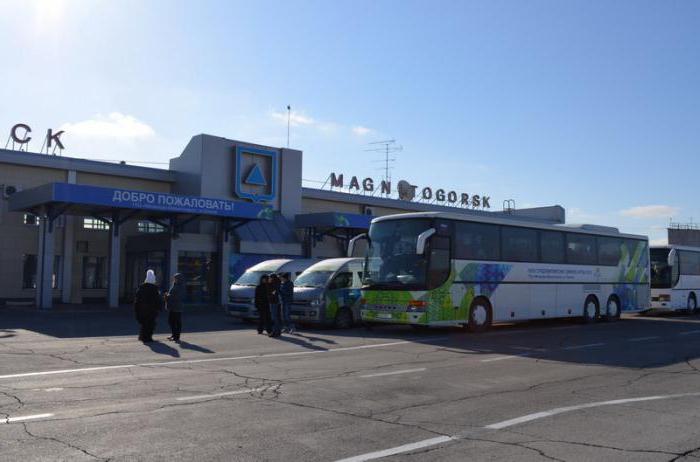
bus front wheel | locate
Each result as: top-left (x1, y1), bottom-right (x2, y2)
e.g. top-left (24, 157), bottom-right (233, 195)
top-left (468, 298), bottom-right (492, 333)
top-left (582, 296), bottom-right (599, 324)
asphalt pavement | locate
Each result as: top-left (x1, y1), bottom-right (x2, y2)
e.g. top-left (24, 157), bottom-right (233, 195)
top-left (1, 308), bottom-right (700, 461)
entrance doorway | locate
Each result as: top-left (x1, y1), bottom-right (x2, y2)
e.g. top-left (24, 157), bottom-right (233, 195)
top-left (125, 251), bottom-right (167, 301)
top-left (177, 251), bottom-right (219, 306)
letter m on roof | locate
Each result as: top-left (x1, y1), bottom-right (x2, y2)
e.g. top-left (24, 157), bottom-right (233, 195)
top-left (234, 146), bottom-right (278, 203)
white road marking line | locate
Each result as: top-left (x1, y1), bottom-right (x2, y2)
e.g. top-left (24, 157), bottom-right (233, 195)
top-left (511, 346), bottom-right (548, 352)
top-left (485, 392), bottom-right (700, 429)
top-left (679, 330), bottom-right (700, 336)
top-left (628, 336), bottom-right (660, 342)
top-left (176, 387), bottom-right (269, 401)
top-left (0, 338), bottom-right (450, 381)
top-left (2, 413), bottom-right (54, 424)
top-left (562, 342), bottom-right (606, 350)
top-left (360, 368), bottom-right (426, 378)
top-left (334, 435), bottom-right (455, 462)
top-left (337, 392), bottom-right (700, 461)
top-left (480, 353), bottom-right (530, 362)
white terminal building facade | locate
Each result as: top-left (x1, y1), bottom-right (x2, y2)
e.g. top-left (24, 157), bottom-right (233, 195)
top-left (0, 133), bottom-right (565, 308)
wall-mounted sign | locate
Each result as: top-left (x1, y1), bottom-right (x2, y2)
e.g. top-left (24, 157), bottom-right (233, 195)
top-left (7, 123), bottom-right (65, 154)
top-left (328, 172), bottom-right (491, 209)
top-left (234, 146), bottom-right (278, 203)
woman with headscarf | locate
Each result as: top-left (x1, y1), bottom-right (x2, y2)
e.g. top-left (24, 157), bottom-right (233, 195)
top-left (134, 269), bottom-right (163, 343)
top-left (255, 275), bottom-right (272, 335)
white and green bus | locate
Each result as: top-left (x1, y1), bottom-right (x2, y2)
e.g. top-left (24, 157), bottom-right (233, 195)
top-left (349, 212), bottom-right (649, 331)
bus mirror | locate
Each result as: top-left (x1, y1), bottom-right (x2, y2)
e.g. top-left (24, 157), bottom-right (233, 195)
top-left (668, 248), bottom-right (678, 267)
top-left (347, 233), bottom-right (368, 257)
top-left (416, 228), bottom-right (437, 255)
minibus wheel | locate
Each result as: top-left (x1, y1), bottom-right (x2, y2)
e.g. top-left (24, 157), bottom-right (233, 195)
top-left (468, 298), bottom-right (492, 333)
top-left (335, 308), bottom-right (354, 329)
top-left (582, 295), bottom-right (599, 324)
top-left (604, 295), bottom-right (621, 322)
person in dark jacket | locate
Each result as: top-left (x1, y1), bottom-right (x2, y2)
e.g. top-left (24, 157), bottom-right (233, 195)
top-left (134, 269), bottom-right (163, 343)
top-left (255, 275), bottom-right (272, 335)
top-left (280, 273), bottom-right (295, 334)
top-left (165, 273), bottom-right (186, 342)
top-left (268, 274), bottom-right (282, 337)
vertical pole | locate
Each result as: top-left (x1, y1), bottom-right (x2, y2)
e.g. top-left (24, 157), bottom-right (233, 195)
top-left (108, 212), bottom-right (121, 308)
top-left (61, 170), bottom-right (76, 303)
top-left (36, 207), bottom-right (55, 309)
top-left (218, 220), bottom-right (231, 307)
top-left (287, 105), bottom-right (291, 148)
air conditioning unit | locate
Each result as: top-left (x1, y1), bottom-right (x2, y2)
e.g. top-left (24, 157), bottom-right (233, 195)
top-left (2, 185), bottom-right (21, 199)
top-left (363, 206), bottom-right (374, 216)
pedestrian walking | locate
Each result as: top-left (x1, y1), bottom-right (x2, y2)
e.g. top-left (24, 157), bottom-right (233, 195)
top-left (134, 269), bottom-right (163, 343)
top-left (268, 273), bottom-right (282, 337)
top-left (165, 273), bottom-right (186, 342)
top-left (280, 273), bottom-right (295, 334)
top-left (255, 275), bottom-right (272, 335)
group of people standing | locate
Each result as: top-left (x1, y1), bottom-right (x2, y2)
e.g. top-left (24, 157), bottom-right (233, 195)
top-left (133, 270), bottom-right (186, 343)
top-left (255, 273), bottom-right (295, 337)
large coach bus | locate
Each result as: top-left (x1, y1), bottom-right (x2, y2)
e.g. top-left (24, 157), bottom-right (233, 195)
top-left (349, 212), bottom-right (649, 331)
top-left (650, 245), bottom-right (700, 312)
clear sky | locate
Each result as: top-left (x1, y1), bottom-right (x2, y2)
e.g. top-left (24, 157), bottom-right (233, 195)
top-left (1, 0), bottom-right (699, 244)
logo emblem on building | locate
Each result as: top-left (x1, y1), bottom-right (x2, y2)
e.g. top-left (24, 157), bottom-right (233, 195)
top-left (234, 146), bottom-right (278, 202)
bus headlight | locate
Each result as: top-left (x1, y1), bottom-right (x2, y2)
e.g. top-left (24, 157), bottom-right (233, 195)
top-left (310, 298), bottom-right (323, 306)
top-left (659, 294), bottom-right (671, 302)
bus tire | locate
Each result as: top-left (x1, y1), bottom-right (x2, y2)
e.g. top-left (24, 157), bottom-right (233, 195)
top-left (334, 308), bottom-right (354, 329)
top-left (468, 298), bottom-right (492, 333)
top-left (582, 295), bottom-right (599, 324)
top-left (604, 295), bottom-right (621, 322)
top-left (687, 293), bottom-right (697, 314)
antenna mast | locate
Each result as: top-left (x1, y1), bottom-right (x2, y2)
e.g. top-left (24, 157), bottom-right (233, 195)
top-left (365, 139), bottom-right (402, 195)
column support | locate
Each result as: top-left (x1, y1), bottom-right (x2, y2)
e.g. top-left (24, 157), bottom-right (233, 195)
top-left (108, 211), bottom-right (121, 308)
top-left (36, 206), bottom-right (56, 309)
top-left (61, 170), bottom-right (77, 303)
top-left (218, 220), bottom-right (231, 307)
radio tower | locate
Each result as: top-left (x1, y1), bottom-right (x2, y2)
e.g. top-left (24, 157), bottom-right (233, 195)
top-left (365, 139), bottom-right (402, 195)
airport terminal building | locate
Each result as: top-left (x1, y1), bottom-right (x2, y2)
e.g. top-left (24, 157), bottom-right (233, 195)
top-left (0, 133), bottom-right (565, 309)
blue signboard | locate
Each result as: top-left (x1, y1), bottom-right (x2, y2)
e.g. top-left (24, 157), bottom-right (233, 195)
top-left (49, 183), bottom-right (272, 220)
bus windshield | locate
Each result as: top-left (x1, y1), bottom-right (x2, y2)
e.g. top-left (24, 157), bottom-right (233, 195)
top-left (650, 248), bottom-right (672, 289)
top-left (364, 218), bottom-right (432, 289)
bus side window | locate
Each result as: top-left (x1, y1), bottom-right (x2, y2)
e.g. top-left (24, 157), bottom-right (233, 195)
top-left (598, 237), bottom-right (622, 266)
top-left (540, 231), bottom-right (565, 264)
top-left (566, 234), bottom-right (597, 265)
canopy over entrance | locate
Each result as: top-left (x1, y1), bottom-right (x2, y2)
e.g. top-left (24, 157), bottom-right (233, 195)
top-left (9, 182), bottom-right (271, 309)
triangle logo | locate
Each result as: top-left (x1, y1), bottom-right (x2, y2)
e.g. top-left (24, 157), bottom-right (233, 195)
top-left (244, 164), bottom-right (267, 186)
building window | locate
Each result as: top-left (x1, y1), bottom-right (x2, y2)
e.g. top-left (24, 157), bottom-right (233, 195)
top-left (24, 213), bottom-right (40, 226)
top-left (82, 256), bottom-right (108, 289)
top-left (83, 218), bottom-right (109, 231)
top-left (22, 255), bottom-right (62, 289)
top-left (137, 221), bottom-right (166, 233)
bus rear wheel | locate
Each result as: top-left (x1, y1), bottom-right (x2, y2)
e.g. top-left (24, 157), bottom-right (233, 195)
top-left (687, 294), bottom-right (697, 314)
top-left (604, 295), bottom-right (621, 322)
top-left (468, 298), bottom-right (492, 333)
top-left (582, 296), bottom-right (599, 324)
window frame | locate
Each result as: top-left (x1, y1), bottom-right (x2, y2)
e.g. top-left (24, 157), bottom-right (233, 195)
top-left (500, 225), bottom-right (539, 263)
top-left (453, 221), bottom-right (501, 261)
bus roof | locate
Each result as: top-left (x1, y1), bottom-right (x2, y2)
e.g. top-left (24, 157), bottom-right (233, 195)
top-left (371, 211), bottom-right (647, 240)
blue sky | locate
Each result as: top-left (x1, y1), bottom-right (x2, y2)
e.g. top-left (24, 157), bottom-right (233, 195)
top-left (1, 0), bottom-right (699, 243)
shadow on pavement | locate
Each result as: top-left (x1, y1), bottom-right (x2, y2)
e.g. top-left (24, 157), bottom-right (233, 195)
top-left (271, 334), bottom-right (330, 351)
top-left (177, 340), bottom-right (215, 354)
top-left (296, 312), bottom-right (700, 370)
top-left (0, 329), bottom-right (16, 339)
top-left (0, 307), bottom-right (248, 339)
top-left (144, 340), bottom-right (180, 358)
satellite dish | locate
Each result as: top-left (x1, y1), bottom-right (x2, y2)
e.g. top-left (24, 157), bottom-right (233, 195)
top-left (397, 180), bottom-right (416, 201)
